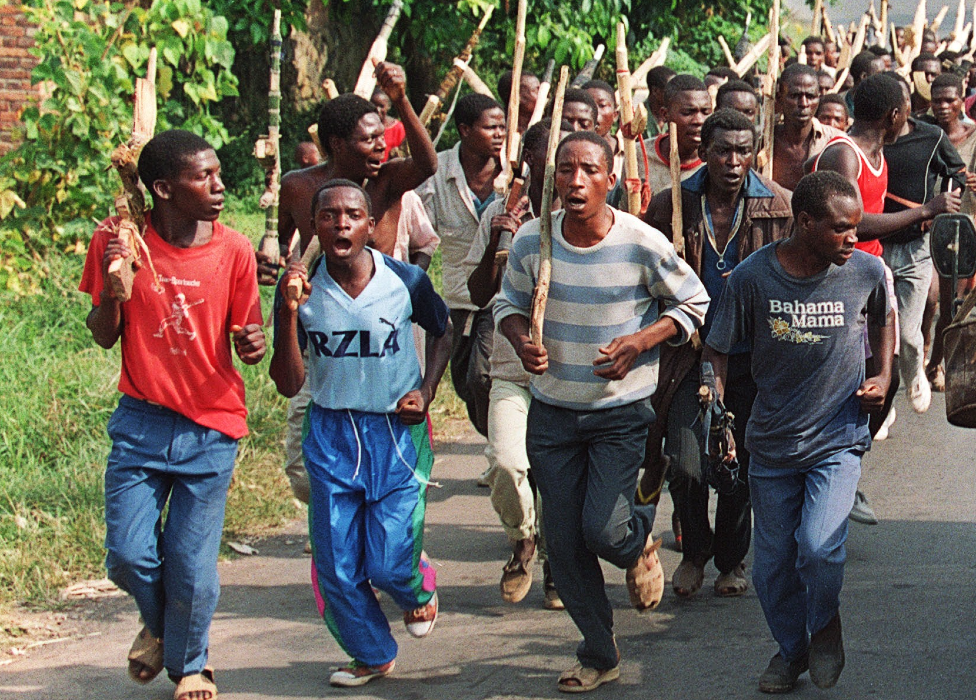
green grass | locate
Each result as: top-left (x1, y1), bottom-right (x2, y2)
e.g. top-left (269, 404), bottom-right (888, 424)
top-left (0, 204), bottom-right (467, 620)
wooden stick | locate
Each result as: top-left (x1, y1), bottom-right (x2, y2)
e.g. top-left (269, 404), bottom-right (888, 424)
top-left (459, 61), bottom-right (494, 96)
top-left (669, 122), bottom-right (684, 257)
top-left (353, 0), bottom-right (404, 98)
top-left (571, 44), bottom-right (605, 87)
top-left (822, 5), bottom-right (836, 43)
top-left (760, 0), bottom-right (779, 180)
top-left (933, 4), bottom-right (950, 33)
top-left (632, 37), bottom-right (672, 90)
top-left (529, 66), bottom-right (569, 348)
top-left (813, 0), bottom-right (823, 36)
top-left (418, 7), bottom-right (494, 127)
top-left (718, 36), bottom-right (737, 68)
top-left (527, 60), bottom-right (555, 129)
top-left (256, 10), bottom-right (283, 268)
top-left (107, 47), bottom-right (158, 301)
top-left (506, 0), bottom-right (528, 172)
top-left (616, 22), bottom-right (641, 216)
top-left (879, 0), bottom-right (889, 46)
top-left (830, 14), bottom-right (869, 93)
top-left (734, 33), bottom-right (773, 76)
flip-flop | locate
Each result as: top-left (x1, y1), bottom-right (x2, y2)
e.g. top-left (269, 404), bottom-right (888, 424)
top-left (127, 626), bottom-right (163, 685)
top-left (557, 663), bottom-right (620, 693)
top-left (174, 667), bottom-right (216, 700)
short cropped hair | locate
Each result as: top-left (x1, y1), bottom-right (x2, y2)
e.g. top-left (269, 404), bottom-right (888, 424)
top-left (706, 66), bottom-right (740, 81)
top-left (700, 108), bottom-right (756, 150)
top-left (555, 130), bottom-right (614, 170)
top-left (562, 87), bottom-right (599, 121)
top-left (647, 66), bottom-right (677, 90)
top-left (497, 70), bottom-right (539, 108)
top-left (932, 71), bottom-right (964, 95)
top-left (816, 93), bottom-right (849, 117)
top-left (716, 79), bottom-right (757, 106)
top-left (581, 79), bottom-right (614, 99)
top-left (311, 178), bottom-right (372, 220)
top-left (851, 51), bottom-right (885, 82)
top-left (454, 93), bottom-right (503, 128)
top-left (792, 171), bottom-right (859, 220)
top-left (779, 62), bottom-right (818, 87)
top-left (802, 35), bottom-right (825, 50)
top-left (663, 74), bottom-right (708, 104)
top-left (317, 94), bottom-right (378, 156)
top-left (139, 129), bottom-right (214, 191)
top-left (852, 73), bottom-right (904, 121)
top-left (912, 52), bottom-right (941, 71)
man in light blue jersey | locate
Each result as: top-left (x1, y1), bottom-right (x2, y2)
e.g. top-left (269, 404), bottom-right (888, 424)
top-left (495, 131), bottom-right (709, 693)
top-left (270, 179), bottom-right (452, 689)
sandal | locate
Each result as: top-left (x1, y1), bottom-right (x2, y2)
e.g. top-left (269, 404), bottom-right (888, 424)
top-left (714, 563), bottom-right (749, 597)
top-left (174, 667), bottom-right (216, 700)
top-left (625, 535), bottom-right (664, 611)
top-left (672, 559), bottom-right (705, 598)
top-left (127, 625), bottom-right (163, 685)
top-left (557, 662), bottom-right (620, 693)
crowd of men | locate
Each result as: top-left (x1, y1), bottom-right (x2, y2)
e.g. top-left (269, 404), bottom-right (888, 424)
top-left (82, 20), bottom-right (976, 700)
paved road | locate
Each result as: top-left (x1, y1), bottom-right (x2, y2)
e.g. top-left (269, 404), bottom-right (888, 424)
top-left (2, 393), bottom-right (974, 699)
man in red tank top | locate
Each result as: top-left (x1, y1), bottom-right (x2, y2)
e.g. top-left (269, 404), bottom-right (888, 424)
top-left (812, 73), bottom-right (958, 257)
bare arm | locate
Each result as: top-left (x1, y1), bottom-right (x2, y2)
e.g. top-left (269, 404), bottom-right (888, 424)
top-left (593, 317), bottom-right (680, 380)
top-left (858, 307), bottom-right (895, 412)
top-left (468, 212), bottom-right (519, 308)
top-left (816, 144), bottom-right (960, 239)
top-left (500, 313), bottom-right (548, 374)
top-left (86, 237), bottom-right (129, 348)
top-left (701, 343), bottom-right (729, 401)
top-left (375, 61), bottom-right (438, 197)
top-left (268, 262), bottom-right (311, 397)
top-left (395, 317), bottom-right (454, 424)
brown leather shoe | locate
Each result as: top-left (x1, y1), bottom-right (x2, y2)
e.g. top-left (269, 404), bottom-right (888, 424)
top-left (626, 535), bottom-right (664, 611)
top-left (809, 613), bottom-right (844, 689)
top-left (500, 537), bottom-right (536, 603)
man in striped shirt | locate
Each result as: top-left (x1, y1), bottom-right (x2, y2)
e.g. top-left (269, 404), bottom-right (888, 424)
top-left (494, 131), bottom-right (709, 692)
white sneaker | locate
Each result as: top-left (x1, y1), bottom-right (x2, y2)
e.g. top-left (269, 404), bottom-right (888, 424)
top-left (909, 374), bottom-right (931, 414)
top-left (874, 407), bottom-right (896, 441)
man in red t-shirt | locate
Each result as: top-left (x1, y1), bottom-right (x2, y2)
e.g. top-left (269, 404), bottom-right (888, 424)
top-left (79, 130), bottom-right (265, 700)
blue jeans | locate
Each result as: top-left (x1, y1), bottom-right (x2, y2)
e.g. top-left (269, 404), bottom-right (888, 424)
top-left (104, 395), bottom-right (238, 678)
top-left (526, 397), bottom-right (656, 670)
top-left (749, 448), bottom-right (862, 662)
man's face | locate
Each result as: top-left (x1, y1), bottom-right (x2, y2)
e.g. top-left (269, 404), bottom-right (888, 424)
top-left (334, 112), bottom-right (386, 178)
top-left (718, 91), bottom-right (759, 122)
top-left (824, 42), bottom-right (839, 68)
top-left (562, 101), bottom-right (597, 132)
top-left (555, 140), bottom-right (615, 221)
top-left (918, 59), bottom-right (942, 84)
top-left (586, 87), bottom-right (618, 137)
top-left (702, 128), bottom-right (754, 197)
top-left (371, 92), bottom-right (391, 122)
top-left (818, 72), bottom-right (834, 95)
top-left (921, 39), bottom-right (938, 55)
top-left (459, 107), bottom-right (506, 159)
top-left (886, 83), bottom-right (911, 142)
top-left (779, 74), bottom-right (820, 128)
top-left (805, 42), bottom-right (825, 70)
top-left (159, 149), bottom-right (225, 222)
top-left (800, 194), bottom-right (861, 266)
top-left (519, 75), bottom-right (540, 118)
top-left (313, 186), bottom-right (375, 263)
top-left (895, 27), bottom-right (906, 48)
top-left (931, 85), bottom-right (964, 127)
top-left (816, 102), bottom-right (848, 130)
top-left (666, 90), bottom-right (712, 151)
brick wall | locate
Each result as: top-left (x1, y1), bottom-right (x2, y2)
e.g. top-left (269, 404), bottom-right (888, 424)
top-left (0, 4), bottom-right (38, 155)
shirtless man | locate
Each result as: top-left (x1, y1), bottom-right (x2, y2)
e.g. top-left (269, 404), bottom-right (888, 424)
top-left (771, 63), bottom-right (844, 191)
top-left (256, 61), bottom-right (437, 285)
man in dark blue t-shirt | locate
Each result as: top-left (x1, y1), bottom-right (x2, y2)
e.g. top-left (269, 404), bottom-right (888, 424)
top-left (704, 171), bottom-right (894, 694)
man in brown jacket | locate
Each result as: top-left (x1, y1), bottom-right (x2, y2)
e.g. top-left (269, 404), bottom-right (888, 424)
top-left (643, 109), bottom-right (793, 599)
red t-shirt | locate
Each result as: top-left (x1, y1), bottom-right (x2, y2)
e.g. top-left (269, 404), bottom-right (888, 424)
top-left (383, 119), bottom-right (406, 162)
top-left (813, 135), bottom-right (886, 257)
top-left (79, 216), bottom-right (263, 439)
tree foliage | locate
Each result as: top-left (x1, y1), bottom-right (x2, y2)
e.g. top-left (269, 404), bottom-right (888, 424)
top-left (0, 0), bottom-right (238, 293)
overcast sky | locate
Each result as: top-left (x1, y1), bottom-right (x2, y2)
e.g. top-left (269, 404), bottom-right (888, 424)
top-left (782, 0), bottom-right (939, 29)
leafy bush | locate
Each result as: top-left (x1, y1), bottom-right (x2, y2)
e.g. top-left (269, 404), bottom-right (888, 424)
top-left (0, 0), bottom-right (239, 293)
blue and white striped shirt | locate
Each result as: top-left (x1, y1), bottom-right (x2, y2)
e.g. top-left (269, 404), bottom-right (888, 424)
top-left (494, 209), bottom-right (709, 410)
